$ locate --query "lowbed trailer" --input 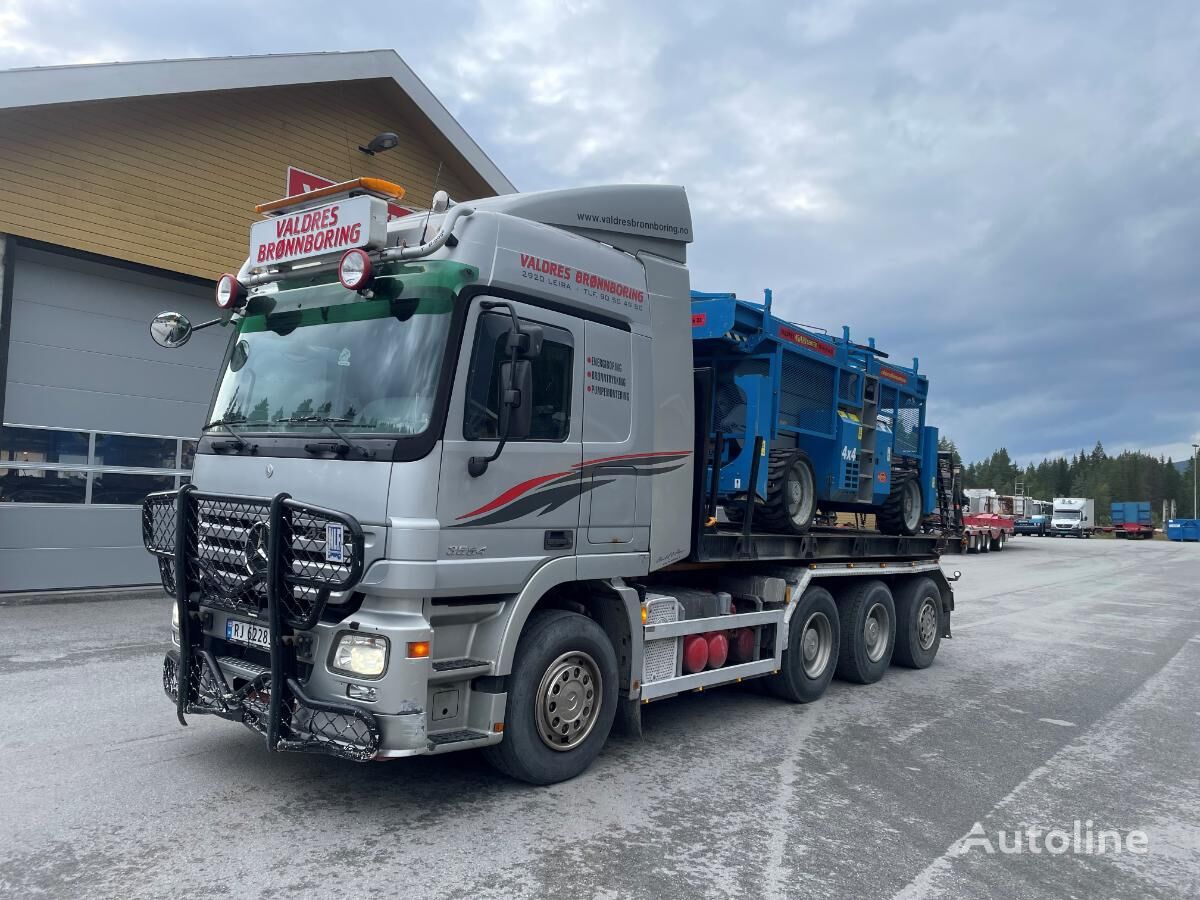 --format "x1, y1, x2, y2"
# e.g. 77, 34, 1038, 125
141, 180, 955, 784
958, 514, 1015, 553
